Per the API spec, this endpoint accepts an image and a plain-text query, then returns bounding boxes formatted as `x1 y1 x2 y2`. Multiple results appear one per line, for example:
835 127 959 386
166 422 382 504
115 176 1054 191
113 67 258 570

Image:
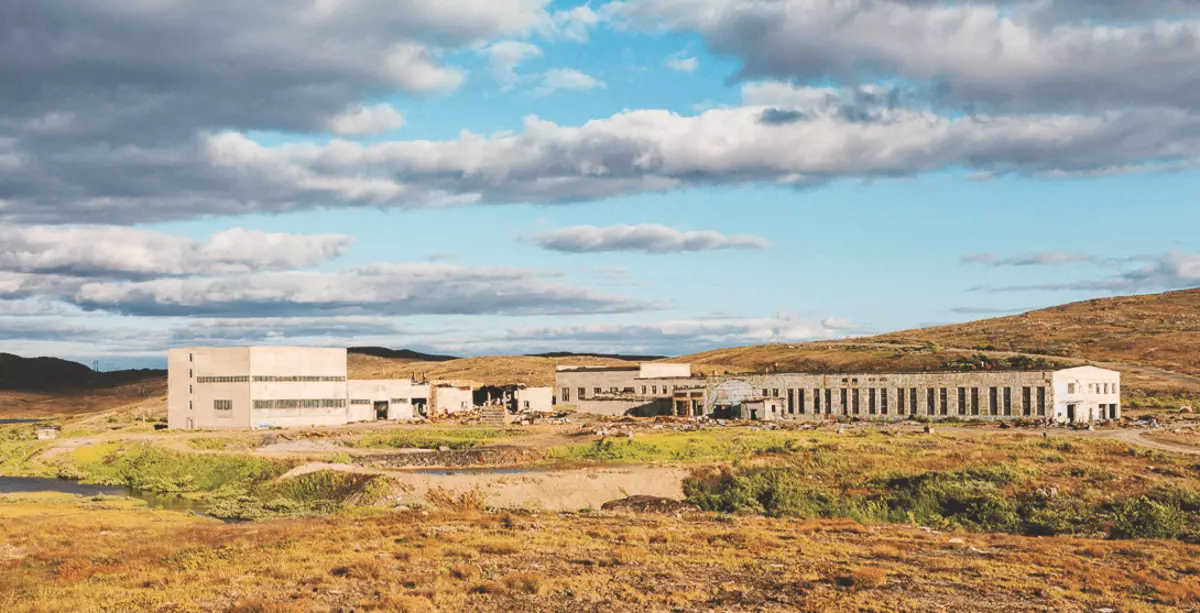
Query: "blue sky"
2 0 1198 368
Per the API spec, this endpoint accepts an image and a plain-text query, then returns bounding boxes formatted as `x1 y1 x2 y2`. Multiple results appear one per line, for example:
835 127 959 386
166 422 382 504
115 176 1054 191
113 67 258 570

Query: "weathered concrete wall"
516 387 554 413
704 370 1081 422
168 347 254 430
555 366 704 405
568 398 672 417
1052 366 1122 423
639 363 691 378
347 380 427 421
433 385 473 415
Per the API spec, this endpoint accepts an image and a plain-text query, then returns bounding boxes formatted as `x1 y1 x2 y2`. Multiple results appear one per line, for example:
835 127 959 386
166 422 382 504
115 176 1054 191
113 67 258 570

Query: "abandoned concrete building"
168 347 439 430
557 364 1121 424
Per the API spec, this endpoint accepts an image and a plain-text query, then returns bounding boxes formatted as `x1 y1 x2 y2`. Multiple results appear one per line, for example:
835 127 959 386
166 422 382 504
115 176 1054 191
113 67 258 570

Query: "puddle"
0 419 46 425
407 467 548 476
0 477 208 513
0 476 125 497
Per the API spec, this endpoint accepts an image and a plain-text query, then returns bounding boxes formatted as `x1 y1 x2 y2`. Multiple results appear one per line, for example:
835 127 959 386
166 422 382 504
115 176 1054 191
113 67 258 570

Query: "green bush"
1110 497 1186 539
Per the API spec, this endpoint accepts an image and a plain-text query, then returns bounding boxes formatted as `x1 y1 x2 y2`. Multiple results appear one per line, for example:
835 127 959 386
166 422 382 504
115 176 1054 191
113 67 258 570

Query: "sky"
2 0 1199 369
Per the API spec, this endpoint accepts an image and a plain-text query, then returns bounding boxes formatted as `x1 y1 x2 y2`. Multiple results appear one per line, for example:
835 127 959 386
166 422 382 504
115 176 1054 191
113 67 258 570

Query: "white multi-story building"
167 347 430 430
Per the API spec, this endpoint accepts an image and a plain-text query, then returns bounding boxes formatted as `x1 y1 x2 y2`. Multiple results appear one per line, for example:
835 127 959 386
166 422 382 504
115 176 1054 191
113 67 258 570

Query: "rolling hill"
666 289 1200 398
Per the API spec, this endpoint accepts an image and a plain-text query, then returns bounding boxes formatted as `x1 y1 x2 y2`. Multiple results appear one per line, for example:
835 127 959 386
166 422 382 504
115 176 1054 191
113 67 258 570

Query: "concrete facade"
556 363 1121 423
516 387 554 413
555 365 706 416
432 385 473 416
168 346 430 430
347 380 430 422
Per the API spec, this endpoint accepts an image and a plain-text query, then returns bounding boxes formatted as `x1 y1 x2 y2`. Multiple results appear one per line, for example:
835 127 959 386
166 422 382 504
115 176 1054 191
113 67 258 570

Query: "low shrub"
1110 497 1186 540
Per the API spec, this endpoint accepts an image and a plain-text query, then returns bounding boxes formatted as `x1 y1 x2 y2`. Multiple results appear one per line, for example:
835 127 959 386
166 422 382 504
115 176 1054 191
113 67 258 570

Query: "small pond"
0 477 208 513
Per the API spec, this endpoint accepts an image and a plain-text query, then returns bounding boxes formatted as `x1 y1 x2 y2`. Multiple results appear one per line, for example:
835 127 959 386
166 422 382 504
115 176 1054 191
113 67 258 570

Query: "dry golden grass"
4 494 1200 612
347 353 636 387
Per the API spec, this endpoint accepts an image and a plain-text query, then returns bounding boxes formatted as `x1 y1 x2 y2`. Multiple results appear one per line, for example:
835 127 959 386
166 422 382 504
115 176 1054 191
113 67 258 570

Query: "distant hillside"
876 289 1200 376
348 353 637 387
668 289 1200 397
348 347 459 362
0 352 164 391
528 351 667 361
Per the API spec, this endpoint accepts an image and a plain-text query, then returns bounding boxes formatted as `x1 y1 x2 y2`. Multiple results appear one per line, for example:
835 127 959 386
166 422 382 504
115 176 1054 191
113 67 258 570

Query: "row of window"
195 375 347 383
777 386 1053 417
1067 382 1118 394
252 399 347 409
197 376 250 383
252 376 347 382
560 385 679 402
214 400 233 411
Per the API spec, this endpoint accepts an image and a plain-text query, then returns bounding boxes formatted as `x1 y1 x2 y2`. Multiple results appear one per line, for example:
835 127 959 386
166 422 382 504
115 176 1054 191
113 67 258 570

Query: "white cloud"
531 68 606 96
182 92 1200 219
978 250 1200 292
0 225 354 278
960 251 1108 267
69 262 655 318
481 41 544 88
328 104 405 136
620 0 1200 112
664 51 698 73
533 223 771 253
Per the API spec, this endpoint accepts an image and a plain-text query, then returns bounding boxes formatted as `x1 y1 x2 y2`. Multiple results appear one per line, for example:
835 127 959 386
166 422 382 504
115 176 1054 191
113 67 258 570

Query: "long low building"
556 363 1121 424
168 347 438 430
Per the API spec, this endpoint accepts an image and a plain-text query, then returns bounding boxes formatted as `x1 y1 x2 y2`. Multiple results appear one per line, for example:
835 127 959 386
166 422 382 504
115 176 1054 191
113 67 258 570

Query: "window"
927 388 936 416
642 386 647 395
610 387 618 393
188 369 193 378
390 399 409 404
562 388 570 402
188 353 193 362
910 388 918 416
524 401 530 409
214 399 232 411
772 389 779 397
852 389 860 414
623 387 635 393
1037 386 1047 416
825 389 833 415
578 387 585 400
1004 387 1012 416
762 389 769 398
814 389 821 413
798 389 806 414
787 389 795 414
652 386 658 394
251 375 346 382
350 399 371 405
594 387 602 395
252 399 346 410
971 387 980 416
189 385 192 394
989 387 999 416
1022 387 1032 416
940 388 949 415
957 388 967 415
868 388 877 415
196 376 250 383
880 388 888 415
897 388 906 413
1068 383 1076 394
841 389 848 415
188 400 192 410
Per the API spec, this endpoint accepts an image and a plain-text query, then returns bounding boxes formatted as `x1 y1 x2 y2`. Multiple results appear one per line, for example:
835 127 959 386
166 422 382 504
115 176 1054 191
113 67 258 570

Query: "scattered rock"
600 495 698 514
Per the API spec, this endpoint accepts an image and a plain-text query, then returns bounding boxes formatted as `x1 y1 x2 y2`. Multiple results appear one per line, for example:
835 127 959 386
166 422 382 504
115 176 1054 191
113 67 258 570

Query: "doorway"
374 401 389 420
1066 404 1076 423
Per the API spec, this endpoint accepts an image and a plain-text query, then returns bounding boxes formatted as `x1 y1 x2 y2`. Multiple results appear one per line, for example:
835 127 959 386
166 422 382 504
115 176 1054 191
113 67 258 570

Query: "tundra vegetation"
3 420 1200 611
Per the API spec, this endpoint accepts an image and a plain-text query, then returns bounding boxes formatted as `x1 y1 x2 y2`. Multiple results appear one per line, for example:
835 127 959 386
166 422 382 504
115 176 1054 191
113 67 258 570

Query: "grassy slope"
3 496 1199 612
667 289 1200 398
